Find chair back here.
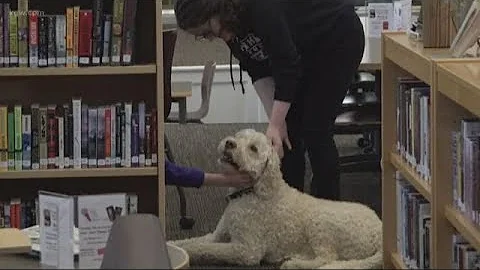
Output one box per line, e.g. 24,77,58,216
163,29,178,120
166,60,216,122
196,60,216,119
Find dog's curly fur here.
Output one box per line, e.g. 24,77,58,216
170,129,383,269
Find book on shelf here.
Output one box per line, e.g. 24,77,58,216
452,232,480,269
450,0,480,58
0,193,138,230
452,118,480,225
396,171,431,269
0,0,138,68
395,77,431,182
0,99,158,172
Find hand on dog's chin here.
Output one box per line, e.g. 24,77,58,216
219,161,240,174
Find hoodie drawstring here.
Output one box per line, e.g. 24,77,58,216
229,49,246,95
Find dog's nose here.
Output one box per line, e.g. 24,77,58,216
225,139,236,149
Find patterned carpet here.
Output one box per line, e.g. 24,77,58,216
164,123,381,269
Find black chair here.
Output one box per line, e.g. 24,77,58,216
335,71,382,173
163,29,195,230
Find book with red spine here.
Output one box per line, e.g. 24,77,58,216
28,11,39,67
78,10,93,66
9,199,16,228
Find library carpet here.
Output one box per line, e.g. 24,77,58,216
165,123,381,269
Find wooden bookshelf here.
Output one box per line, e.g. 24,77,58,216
391,252,408,269
0,0,166,232
432,58,480,268
436,61,480,117
0,167,157,179
382,31,449,84
390,152,432,201
0,64,157,76
382,30,480,268
445,205,480,251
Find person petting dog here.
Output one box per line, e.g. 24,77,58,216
173,0,365,200
166,160,253,188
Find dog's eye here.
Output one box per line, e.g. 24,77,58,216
250,145,258,153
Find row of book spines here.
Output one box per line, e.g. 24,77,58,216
0,0,136,67
396,176,431,269
0,193,139,229
451,119,480,225
0,198,37,229
0,102,158,171
396,80,432,181
452,233,480,269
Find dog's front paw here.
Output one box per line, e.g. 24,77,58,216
168,240,187,252
281,258,330,269
168,240,182,247
177,244,211,265
168,238,197,249
172,241,196,253
317,262,348,269
280,258,303,269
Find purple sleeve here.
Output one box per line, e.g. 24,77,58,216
165,160,205,188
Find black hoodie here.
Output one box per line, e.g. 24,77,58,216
227,0,356,103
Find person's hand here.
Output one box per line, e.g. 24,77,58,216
204,171,254,188
266,121,291,159
222,171,254,188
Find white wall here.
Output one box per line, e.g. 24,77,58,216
171,65,267,124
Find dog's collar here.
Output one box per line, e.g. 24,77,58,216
225,186,255,202
225,158,270,203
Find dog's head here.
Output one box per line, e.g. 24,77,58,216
217,128,281,181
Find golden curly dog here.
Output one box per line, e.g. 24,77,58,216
170,129,383,269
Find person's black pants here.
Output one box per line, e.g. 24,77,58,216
281,8,365,200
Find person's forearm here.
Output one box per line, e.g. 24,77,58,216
252,77,291,125
253,77,275,119
203,173,227,186
270,100,291,126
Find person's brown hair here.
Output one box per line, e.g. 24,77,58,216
174,0,243,33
